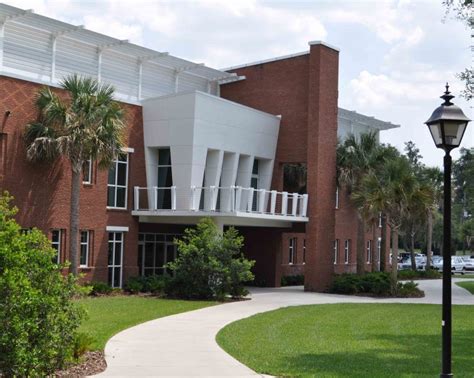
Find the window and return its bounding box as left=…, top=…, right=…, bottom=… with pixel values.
left=108, top=232, right=124, bottom=288
left=51, top=229, right=62, bottom=264
left=334, top=239, right=339, bottom=264
left=335, top=187, right=339, bottom=209
left=303, top=239, right=306, bottom=264
left=377, top=237, right=381, bottom=262
left=344, top=240, right=350, bottom=264
left=251, top=159, right=259, bottom=211
left=157, top=148, right=173, bottom=209
left=83, top=159, right=92, bottom=184
left=138, top=233, right=179, bottom=276
left=107, top=153, right=129, bottom=208
left=80, top=231, right=90, bottom=267
left=289, top=237, right=297, bottom=264
left=367, top=240, right=372, bottom=264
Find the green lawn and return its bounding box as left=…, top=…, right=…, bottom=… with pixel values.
left=456, top=280, right=474, bottom=294
left=217, top=304, right=474, bottom=377
left=78, top=296, right=216, bottom=350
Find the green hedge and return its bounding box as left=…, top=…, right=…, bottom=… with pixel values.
left=281, top=275, right=305, bottom=286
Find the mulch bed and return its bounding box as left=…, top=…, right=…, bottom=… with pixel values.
left=55, top=351, right=106, bottom=377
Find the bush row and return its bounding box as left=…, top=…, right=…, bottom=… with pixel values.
left=330, top=272, right=424, bottom=297
left=398, top=269, right=441, bottom=280
left=281, top=275, right=305, bottom=286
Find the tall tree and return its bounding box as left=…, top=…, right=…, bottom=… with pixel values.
left=355, top=156, right=417, bottom=291
left=337, top=133, right=396, bottom=274
left=443, top=0, right=473, bottom=100
left=25, top=75, right=125, bottom=275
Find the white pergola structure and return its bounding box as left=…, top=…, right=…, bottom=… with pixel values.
left=0, top=4, right=243, bottom=103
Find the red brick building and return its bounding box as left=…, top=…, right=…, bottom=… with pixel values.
left=0, top=5, right=397, bottom=291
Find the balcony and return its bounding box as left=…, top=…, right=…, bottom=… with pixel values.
left=132, top=186, right=309, bottom=227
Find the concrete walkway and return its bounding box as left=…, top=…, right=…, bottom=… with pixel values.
left=98, top=278, right=474, bottom=377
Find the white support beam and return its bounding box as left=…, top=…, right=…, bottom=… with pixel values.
left=97, top=49, right=103, bottom=82
left=174, top=72, right=179, bottom=93
left=52, top=24, right=83, bottom=37
left=0, top=9, right=32, bottom=23
left=51, top=35, right=57, bottom=83
left=97, top=39, right=129, bottom=52
left=175, top=63, right=204, bottom=73
left=0, top=22, right=4, bottom=70
left=137, top=60, right=143, bottom=100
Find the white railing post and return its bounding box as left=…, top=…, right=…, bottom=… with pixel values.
left=302, top=194, right=309, bottom=217
left=270, top=190, right=277, bottom=214
left=153, top=186, right=158, bottom=210
left=171, top=186, right=176, bottom=210
left=292, top=193, right=298, bottom=216
left=258, top=189, right=265, bottom=213
left=282, top=191, right=288, bottom=215
left=247, top=188, right=254, bottom=212
left=210, top=186, right=217, bottom=211
left=134, top=186, right=139, bottom=210
left=235, top=186, right=242, bottom=211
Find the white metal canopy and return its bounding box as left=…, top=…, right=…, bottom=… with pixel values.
left=0, top=3, right=242, bottom=103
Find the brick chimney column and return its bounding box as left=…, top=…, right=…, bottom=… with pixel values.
left=304, top=41, right=339, bottom=292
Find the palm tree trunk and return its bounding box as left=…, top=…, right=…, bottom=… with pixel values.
left=69, top=167, right=81, bottom=275
left=410, top=226, right=416, bottom=270
left=391, top=228, right=399, bottom=294
left=356, top=216, right=365, bottom=275
left=380, top=214, right=387, bottom=272
left=426, top=210, right=433, bottom=270
left=371, top=221, right=377, bottom=272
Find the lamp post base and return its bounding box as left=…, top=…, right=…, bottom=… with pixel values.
left=440, top=374, right=453, bottom=377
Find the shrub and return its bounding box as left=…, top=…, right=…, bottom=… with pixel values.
left=396, top=281, right=424, bottom=297
left=0, top=193, right=84, bottom=376
left=125, top=276, right=145, bottom=293
left=167, top=218, right=255, bottom=300
left=281, top=275, right=305, bottom=286
left=90, top=281, right=113, bottom=295
left=398, top=269, right=441, bottom=280
left=331, top=272, right=391, bottom=296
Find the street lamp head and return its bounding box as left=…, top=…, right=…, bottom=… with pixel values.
left=425, top=83, right=471, bottom=152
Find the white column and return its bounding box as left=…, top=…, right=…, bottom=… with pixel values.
left=174, top=71, right=179, bottom=93
left=51, top=35, right=57, bottom=83
left=247, top=188, right=254, bottom=212
left=236, top=155, right=254, bottom=211
left=235, top=186, right=242, bottom=212
left=302, top=194, right=309, bottom=216
left=219, top=152, right=239, bottom=212
left=204, top=150, right=224, bottom=211
left=171, top=186, right=177, bottom=210
left=134, top=186, right=139, bottom=210
left=153, top=186, right=158, bottom=210
left=258, top=189, right=266, bottom=213
left=291, top=193, right=298, bottom=216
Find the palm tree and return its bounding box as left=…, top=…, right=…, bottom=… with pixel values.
left=25, top=75, right=125, bottom=275
left=337, top=133, right=397, bottom=274
left=356, top=156, right=416, bottom=291
left=420, top=166, right=443, bottom=270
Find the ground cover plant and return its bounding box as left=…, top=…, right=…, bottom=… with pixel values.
left=216, top=303, right=474, bottom=377
left=398, top=269, right=441, bottom=280
left=78, top=296, right=216, bottom=350
left=455, top=280, right=474, bottom=295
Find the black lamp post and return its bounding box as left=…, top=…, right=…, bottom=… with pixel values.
left=425, top=84, right=471, bottom=378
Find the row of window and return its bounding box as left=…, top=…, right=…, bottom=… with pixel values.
left=51, top=229, right=91, bottom=267
left=288, top=237, right=306, bottom=265
left=51, top=229, right=125, bottom=288
left=333, top=238, right=382, bottom=264
left=82, top=153, right=130, bottom=209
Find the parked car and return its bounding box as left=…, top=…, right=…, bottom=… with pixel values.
left=433, top=256, right=466, bottom=274
left=461, top=256, right=474, bottom=271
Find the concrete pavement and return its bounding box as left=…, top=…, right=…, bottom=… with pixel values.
left=97, top=278, right=474, bottom=377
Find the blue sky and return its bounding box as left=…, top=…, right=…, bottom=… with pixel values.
left=6, top=0, right=473, bottom=167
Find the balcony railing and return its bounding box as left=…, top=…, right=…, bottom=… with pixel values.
left=133, top=186, right=308, bottom=218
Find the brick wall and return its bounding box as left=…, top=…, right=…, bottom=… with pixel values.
left=0, top=75, right=146, bottom=284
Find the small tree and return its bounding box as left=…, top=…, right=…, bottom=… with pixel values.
left=0, top=193, right=84, bottom=376
left=167, top=218, right=254, bottom=300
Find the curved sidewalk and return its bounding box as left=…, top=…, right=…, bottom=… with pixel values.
left=98, top=278, right=474, bottom=377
